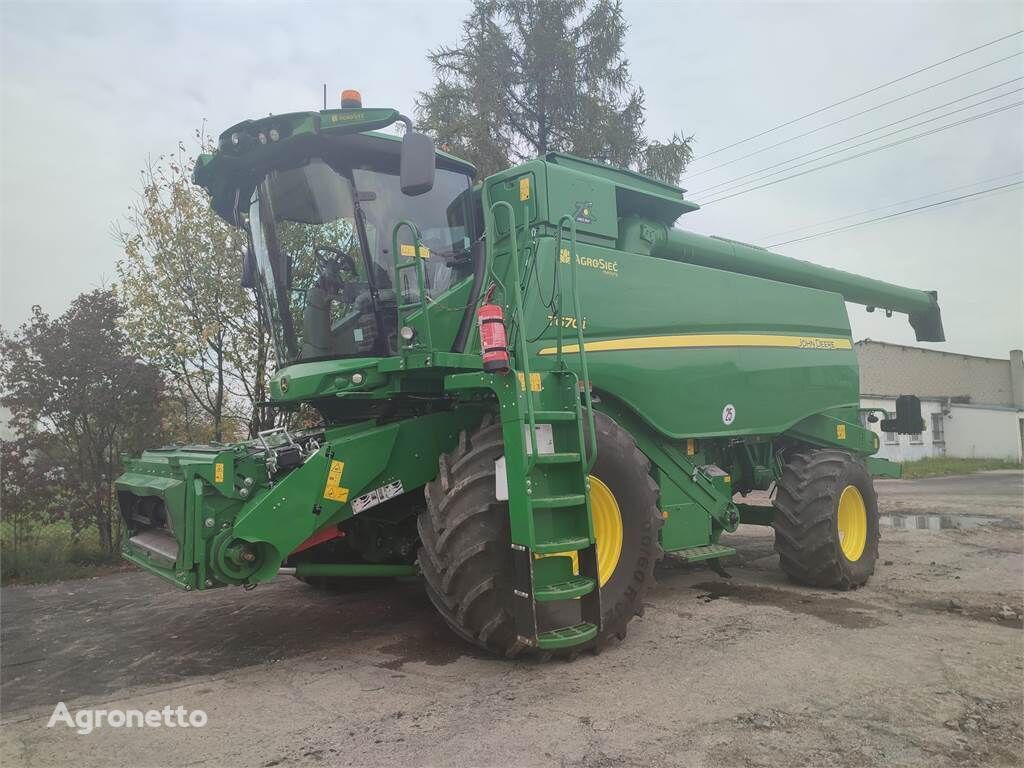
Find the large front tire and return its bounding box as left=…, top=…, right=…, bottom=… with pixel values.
left=772, top=449, right=880, bottom=589
left=418, top=413, right=663, bottom=657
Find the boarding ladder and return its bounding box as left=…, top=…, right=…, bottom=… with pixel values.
left=483, top=202, right=602, bottom=652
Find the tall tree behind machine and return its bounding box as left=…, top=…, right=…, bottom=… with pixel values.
left=0, top=290, right=166, bottom=554
left=115, top=135, right=272, bottom=443
left=416, top=0, right=693, bottom=181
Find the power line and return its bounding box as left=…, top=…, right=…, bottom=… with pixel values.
left=764, top=181, right=1024, bottom=247
left=691, top=84, right=1023, bottom=196
left=753, top=172, right=1024, bottom=242
left=689, top=30, right=1023, bottom=163
left=682, top=59, right=1023, bottom=182
left=699, top=100, right=1023, bottom=205
left=694, top=84, right=1023, bottom=195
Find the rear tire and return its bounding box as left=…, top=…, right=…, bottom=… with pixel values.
left=772, top=448, right=879, bottom=589
left=418, top=413, right=662, bottom=657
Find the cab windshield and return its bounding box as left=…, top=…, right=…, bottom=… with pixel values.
left=250, top=154, right=473, bottom=365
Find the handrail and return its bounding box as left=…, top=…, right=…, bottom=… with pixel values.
left=391, top=220, right=433, bottom=354
left=485, top=200, right=540, bottom=470
left=555, top=215, right=598, bottom=473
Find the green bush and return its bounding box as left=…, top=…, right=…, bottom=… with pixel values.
left=1, top=521, right=123, bottom=585
left=900, top=457, right=1023, bottom=479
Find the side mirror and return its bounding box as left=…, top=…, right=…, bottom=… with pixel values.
left=400, top=130, right=435, bottom=196
left=880, top=394, right=924, bottom=434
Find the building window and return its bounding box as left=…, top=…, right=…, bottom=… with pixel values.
left=884, top=431, right=898, bottom=445
left=931, top=413, right=945, bottom=445
left=909, top=432, right=923, bottom=445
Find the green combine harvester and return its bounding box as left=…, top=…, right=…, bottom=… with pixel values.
left=116, top=92, right=943, bottom=657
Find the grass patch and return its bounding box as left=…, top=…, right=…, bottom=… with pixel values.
left=1, top=521, right=126, bottom=585
left=900, top=457, right=1023, bottom=479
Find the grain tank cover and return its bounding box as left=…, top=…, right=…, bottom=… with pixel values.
left=545, top=153, right=700, bottom=225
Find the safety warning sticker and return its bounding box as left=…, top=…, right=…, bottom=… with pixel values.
left=351, top=480, right=404, bottom=514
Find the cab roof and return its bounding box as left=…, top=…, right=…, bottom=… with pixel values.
left=193, top=107, right=475, bottom=223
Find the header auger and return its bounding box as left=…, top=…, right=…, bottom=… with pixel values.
left=116, top=92, right=941, bottom=657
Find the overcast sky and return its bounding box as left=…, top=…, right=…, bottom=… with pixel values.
left=1, top=1, right=1021, bottom=357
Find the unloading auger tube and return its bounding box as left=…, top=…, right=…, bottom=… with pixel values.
left=649, top=228, right=945, bottom=342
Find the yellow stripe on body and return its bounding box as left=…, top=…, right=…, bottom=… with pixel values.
left=537, top=333, right=853, bottom=356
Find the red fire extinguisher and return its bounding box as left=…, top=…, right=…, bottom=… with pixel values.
left=477, top=290, right=510, bottom=374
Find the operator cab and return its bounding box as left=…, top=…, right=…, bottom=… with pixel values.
left=248, top=132, right=477, bottom=366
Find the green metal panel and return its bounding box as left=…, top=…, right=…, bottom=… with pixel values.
left=542, top=162, right=619, bottom=242
left=867, top=456, right=902, bottom=478
left=486, top=168, right=540, bottom=236
left=518, top=235, right=861, bottom=440
left=785, top=411, right=880, bottom=455
left=659, top=499, right=710, bottom=551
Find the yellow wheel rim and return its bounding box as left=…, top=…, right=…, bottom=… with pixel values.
left=539, top=475, right=624, bottom=587
left=588, top=476, right=624, bottom=586
left=836, top=484, right=867, bottom=562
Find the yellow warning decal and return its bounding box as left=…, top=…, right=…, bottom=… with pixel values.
left=517, top=371, right=543, bottom=392
left=686, top=439, right=695, bottom=456
left=399, top=244, right=430, bottom=259
left=836, top=424, right=847, bottom=440
left=519, top=177, right=530, bottom=201
left=539, top=333, right=853, bottom=356
left=323, top=459, right=350, bottom=503
left=214, top=463, right=224, bottom=483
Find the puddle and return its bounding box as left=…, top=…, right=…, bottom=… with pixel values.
left=880, top=514, right=1007, bottom=530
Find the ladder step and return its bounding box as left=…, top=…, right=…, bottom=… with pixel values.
left=534, top=576, right=596, bottom=602
left=675, top=543, right=736, bottom=563
left=532, top=535, right=591, bottom=554
left=533, top=410, right=577, bottom=422
left=531, top=493, right=586, bottom=509
left=533, top=451, right=581, bottom=465
left=537, top=622, right=598, bottom=650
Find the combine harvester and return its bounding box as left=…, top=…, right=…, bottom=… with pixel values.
left=117, top=92, right=942, bottom=657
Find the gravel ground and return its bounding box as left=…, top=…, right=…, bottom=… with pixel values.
left=2, top=471, right=1021, bottom=768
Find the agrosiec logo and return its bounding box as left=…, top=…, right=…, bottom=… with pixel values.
left=47, top=701, right=208, bottom=735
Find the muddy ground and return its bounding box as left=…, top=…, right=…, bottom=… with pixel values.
left=2, top=471, right=1022, bottom=767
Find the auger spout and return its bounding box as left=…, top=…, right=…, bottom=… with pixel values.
left=651, top=229, right=945, bottom=341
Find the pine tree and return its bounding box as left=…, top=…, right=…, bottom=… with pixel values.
left=417, top=0, right=692, bottom=182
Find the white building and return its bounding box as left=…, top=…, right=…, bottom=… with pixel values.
left=856, top=341, right=1023, bottom=463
